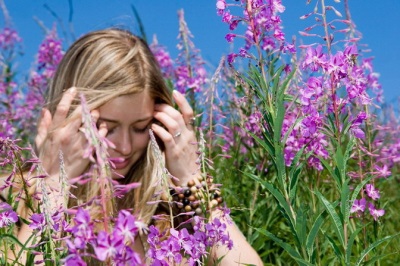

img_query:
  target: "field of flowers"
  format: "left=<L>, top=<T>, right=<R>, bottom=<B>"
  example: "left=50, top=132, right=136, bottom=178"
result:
left=1, top=0, right=399, bottom=265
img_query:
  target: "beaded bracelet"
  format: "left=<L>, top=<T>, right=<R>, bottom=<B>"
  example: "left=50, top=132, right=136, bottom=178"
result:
left=168, top=174, right=223, bottom=216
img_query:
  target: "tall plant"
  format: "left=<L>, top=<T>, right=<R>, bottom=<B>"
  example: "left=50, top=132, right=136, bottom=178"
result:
left=213, top=0, right=399, bottom=264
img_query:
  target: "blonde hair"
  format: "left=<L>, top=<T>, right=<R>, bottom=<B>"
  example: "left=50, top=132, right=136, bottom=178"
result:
left=45, top=28, right=172, bottom=225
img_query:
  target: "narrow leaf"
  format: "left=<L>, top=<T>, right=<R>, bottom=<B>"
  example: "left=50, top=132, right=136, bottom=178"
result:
left=315, top=191, right=345, bottom=247
left=256, top=228, right=313, bottom=266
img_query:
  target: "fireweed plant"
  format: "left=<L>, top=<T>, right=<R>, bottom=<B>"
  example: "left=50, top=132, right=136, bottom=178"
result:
left=1, top=0, right=399, bottom=265
left=210, top=0, right=400, bottom=264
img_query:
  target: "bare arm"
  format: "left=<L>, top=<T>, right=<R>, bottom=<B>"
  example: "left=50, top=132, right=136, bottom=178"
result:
left=209, top=209, right=263, bottom=266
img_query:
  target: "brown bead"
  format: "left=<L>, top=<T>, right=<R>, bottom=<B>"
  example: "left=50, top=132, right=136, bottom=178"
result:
left=184, top=205, right=192, bottom=212
left=190, top=186, right=197, bottom=193
left=195, top=207, right=202, bottom=215
left=187, top=179, right=195, bottom=187
left=217, top=197, right=223, bottom=204
left=197, top=175, right=203, bottom=181
left=192, top=201, right=199, bottom=208
left=210, top=199, right=218, bottom=208
left=188, top=195, right=195, bottom=202
left=178, top=193, right=185, bottom=199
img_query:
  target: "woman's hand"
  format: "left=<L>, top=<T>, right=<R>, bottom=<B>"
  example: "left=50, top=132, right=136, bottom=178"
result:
left=151, top=90, right=199, bottom=186
left=35, top=87, right=106, bottom=181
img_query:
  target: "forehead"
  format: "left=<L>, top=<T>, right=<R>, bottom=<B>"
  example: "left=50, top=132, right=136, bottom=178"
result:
left=98, top=91, right=154, bottom=121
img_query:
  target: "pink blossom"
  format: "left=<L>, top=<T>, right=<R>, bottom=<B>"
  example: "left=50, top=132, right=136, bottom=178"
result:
left=216, top=0, right=226, bottom=10
left=0, top=202, right=18, bottom=228
left=368, top=203, right=385, bottom=221
left=350, top=198, right=366, bottom=213
left=365, top=184, right=380, bottom=200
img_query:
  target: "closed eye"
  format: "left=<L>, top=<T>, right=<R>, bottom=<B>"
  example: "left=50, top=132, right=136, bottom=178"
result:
left=133, top=124, right=150, bottom=134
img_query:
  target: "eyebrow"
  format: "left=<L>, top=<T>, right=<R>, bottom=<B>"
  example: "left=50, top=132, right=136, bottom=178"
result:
left=98, top=116, right=153, bottom=124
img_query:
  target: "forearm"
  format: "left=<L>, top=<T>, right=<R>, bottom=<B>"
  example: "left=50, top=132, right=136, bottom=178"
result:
left=209, top=209, right=263, bottom=266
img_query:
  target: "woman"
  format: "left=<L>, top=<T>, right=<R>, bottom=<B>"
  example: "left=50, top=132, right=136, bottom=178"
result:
left=12, top=28, right=262, bottom=265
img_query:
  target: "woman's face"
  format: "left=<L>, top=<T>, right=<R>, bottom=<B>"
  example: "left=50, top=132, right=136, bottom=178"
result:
left=98, top=91, right=154, bottom=178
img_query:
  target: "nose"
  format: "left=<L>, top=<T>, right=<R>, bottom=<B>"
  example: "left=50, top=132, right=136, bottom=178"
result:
left=114, top=130, right=133, bottom=156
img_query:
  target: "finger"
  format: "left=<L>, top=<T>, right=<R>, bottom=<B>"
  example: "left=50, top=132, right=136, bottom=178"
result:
left=151, top=123, right=176, bottom=148
left=98, top=121, right=108, bottom=138
left=90, top=109, right=100, bottom=123
left=153, top=110, right=181, bottom=136
left=52, top=87, right=77, bottom=127
left=154, top=103, right=184, bottom=124
left=172, top=90, right=195, bottom=125
left=35, top=108, right=52, bottom=149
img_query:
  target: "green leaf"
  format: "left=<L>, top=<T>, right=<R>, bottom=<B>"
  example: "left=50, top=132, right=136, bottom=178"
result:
left=355, top=233, right=400, bottom=266
left=296, top=204, right=307, bottom=247
left=315, top=191, right=345, bottom=247
left=130, top=4, right=147, bottom=42
left=306, top=201, right=339, bottom=257
left=249, top=131, right=275, bottom=163
left=346, top=223, right=369, bottom=263
left=256, top=228, right=313, bottom=266
left=319, top=157, right=341, bottom=190
left=362, top=252, right=399, bottom=266
left=334, top=146, right=345, bottom=185
left=244, top=172, right=296, bottom=233
left=340, top=179, right=350, bottom=224
left=325, top=232, right=344, bottom=261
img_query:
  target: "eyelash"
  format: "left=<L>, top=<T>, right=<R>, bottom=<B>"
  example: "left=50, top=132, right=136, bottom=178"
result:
left=133, top=126, right=149, bottom=134
left=107, top=126, right=149, bottom=136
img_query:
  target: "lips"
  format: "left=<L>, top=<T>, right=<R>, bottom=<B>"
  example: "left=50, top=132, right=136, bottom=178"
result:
left=110, top=157, right=130, bottom=170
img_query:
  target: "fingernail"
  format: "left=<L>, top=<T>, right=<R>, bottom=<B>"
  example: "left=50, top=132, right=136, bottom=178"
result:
left=173, top=90, right=180, bottom=97
left=68, top=87, right=77, bottom=94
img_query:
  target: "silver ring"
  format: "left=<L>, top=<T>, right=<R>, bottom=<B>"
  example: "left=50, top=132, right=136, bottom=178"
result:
left=173, top=131, right=182, bottom=138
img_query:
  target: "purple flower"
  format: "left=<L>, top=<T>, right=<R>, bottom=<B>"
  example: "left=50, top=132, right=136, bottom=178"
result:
left=216, top=0, right=226, bottom=10
left=64, top=255, right=87, bottom=266
left=368, top=203, right=385, bottom=221
left=375, top=164, right=391, bottom=178
left=94, top=231, right=124, bottom=261
left=227, top=53, right=238, bottom=64
left=365, top=184, right=380, bottom=200
left=350, top=112, right=367, bottom=139
left=350, top=198, right=366, bottom=214
left=156, top=237, right=182, bottom=264
left=225, top=33, right=236, bottom=43
left=67, top=208, right=95, bottom=249
left=114, top=210, right=139, bottom=243
left=0, top=27, right=21, bottom=49
left=29, top=213, right=46, bottom=232
left=150, top=38, right=174, bottom=79
left=302, top=45, right=326, bottom=71
left=0, top=202, right=18, bottom=228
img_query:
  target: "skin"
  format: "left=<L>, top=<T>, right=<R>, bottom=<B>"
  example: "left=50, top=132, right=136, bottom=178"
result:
left=16, top=87, right=263, bottom=265
left=35, top=89, right=199, bottom=185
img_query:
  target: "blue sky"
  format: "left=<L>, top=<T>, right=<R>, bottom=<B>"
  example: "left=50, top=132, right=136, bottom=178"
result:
left=2, top=0, right=399, bottom=104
